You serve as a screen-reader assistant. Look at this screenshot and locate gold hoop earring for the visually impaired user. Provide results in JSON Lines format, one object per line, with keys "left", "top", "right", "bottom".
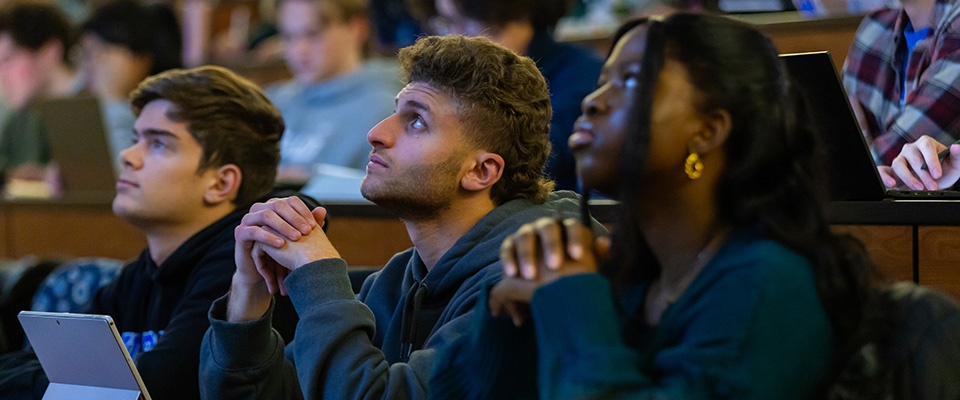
{"left": 684, "top": 152, "right": 704, "bottom": 180}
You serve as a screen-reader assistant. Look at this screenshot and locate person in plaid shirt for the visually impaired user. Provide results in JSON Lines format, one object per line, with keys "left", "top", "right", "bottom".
{"left": 842, "top": 0, "right": 960, "bottom": 167}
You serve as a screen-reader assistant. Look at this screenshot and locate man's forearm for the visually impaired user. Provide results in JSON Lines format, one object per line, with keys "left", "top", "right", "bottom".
{"left": 225, "top": 275, "right": 273, "bottom": 323}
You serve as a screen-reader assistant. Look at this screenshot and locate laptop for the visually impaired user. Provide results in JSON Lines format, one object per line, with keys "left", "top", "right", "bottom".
{"left": 38, "top": 96, "right": 118, "bottom": 201}
{"left": 780, "top": 51, "right": 960, "bottom": 201}
{"left": 18, "top": 311, "right": 151, "bottom": 400}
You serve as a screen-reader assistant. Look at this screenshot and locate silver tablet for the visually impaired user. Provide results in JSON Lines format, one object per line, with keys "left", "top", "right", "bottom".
{"left": 18, "top": 311, "right": 151, "bottom": 400}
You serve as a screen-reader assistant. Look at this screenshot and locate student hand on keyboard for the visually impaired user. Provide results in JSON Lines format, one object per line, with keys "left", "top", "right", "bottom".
{"left": 881, "top": 136, "right": 960, "bottom": 191}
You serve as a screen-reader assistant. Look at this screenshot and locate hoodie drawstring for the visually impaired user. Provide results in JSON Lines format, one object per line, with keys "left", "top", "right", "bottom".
{"left": 400, "top": 280, "right": 428, "bottom": 362}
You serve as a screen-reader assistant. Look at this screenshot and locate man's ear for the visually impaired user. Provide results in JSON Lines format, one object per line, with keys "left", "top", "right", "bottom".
{"left": 461, "top": 152, "right": 504, "bottom": 192}
{"left": 689, "top": 108, "right": 732, "bottom": 155}
{"left": 204, "top": 164, "right": 242, "bottom": 205}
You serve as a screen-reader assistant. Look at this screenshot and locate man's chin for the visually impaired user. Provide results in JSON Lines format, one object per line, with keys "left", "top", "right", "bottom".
{"left": 359, "top": 178, "right": 380, "bottom": 203}
{"left": 111, "top": 196, "right": 139, "bottom": 219}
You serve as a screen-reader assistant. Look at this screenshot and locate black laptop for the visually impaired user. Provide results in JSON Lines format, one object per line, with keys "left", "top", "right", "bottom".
{"left": 780, "top": 51, "right": 960, "bottom": 201}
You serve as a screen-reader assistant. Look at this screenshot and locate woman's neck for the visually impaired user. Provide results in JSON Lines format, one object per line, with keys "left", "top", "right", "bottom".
{"left": 639, "top": 174, "right": 728, "bottom": 325}
{"left": 641, "top": 180, "right": 720, "bottom": 280}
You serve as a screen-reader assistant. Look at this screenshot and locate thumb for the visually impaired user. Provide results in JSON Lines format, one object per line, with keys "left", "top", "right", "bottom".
{"left": 312, "top": 207, "right": 328, "bottom": 229}
{"left": 948, "top": 144, "right": 960, "bottom": 166}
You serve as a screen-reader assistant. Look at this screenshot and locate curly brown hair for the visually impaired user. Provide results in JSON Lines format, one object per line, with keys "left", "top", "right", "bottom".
{"left": 130, "top": 66, "right": 284, "bottom": 206}
{"left": 398, "top": 35, "right": 554, "bottom": 204}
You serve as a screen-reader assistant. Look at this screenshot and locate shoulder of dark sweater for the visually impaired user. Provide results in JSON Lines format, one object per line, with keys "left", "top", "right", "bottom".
{"left": 359, "top": 192, "right": 587, "bottom": 300}
{"left": 419, "top": 191, "right": 588, "bottom": 295}
{"left": 690, "top": 230, "right": 813, "bottom": 294}
{"left": 526, "top": 28, "right": 603, "bottom": 82}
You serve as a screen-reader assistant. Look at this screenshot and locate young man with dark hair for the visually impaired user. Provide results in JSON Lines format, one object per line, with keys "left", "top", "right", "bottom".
{"left": 0, "top": 2, "right": 79, "bottom": 182}
{"left": 0, "top": 66, "right": 298, "bottom": 400}
{"left": 200, "top": 35, "right": 595, "bottom": 399}
{"left": 407, "top": 0, "right": 602, "bottom": 191}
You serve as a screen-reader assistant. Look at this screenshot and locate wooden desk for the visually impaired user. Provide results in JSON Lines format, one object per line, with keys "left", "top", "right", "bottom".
{"left": 828, "top": 201, "right": 960, "bottom": 299}
{"left": 730, "top": 12, "right": 863, "bottom": 69}
{"left": 328, "top": 200, "right": 960, "bottom": 300}
{"left": 0, "top": 199, "right": 145, "bottom": 261}
{"left": 3, "top": 199, "right": 957, "bottom": 300}
{"left": 0, "top": 199, "right": 411, "bottom": 267}
{"left": 559, "top": 11, "right": 863, "bottom": 70}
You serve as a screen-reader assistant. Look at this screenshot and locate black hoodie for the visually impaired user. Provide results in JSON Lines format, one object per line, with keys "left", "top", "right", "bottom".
{"left": 0, "top": 190, "right": 311, "bottom": 400}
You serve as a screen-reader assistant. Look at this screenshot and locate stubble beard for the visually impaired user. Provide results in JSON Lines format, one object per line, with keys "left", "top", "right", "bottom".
{"left": 361, "top": 155, "right": 463, "bottom": 221}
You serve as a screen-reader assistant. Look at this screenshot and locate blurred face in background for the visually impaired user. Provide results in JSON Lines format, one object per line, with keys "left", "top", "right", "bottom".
{"left": 0, "top": 33, "right": 46, "bottom": 110}
{"left": 278, "top": 0, "right": 366, "bottom": 84}
{"left": 431, "top": 0, "right": 532, "bottom": 54}
{"left": 431, "top": 0, "right": 493, "bottom": 37}
{"left": 81, "top": 34, "right": 152, "bottom": 102}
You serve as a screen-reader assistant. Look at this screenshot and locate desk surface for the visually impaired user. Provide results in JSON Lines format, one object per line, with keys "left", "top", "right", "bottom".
{"left": 828, "top": 201, "right": 960, "bottom": 225}
{"left": 327, "top": 199, "right": 960, "bottom": 226}
{"left": 3, "top": 197, "right": 958, "bottom": 298}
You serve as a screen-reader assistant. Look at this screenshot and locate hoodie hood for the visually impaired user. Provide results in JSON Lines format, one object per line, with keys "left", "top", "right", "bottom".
{"left": 360, "top": 190, "right": 596, "bottom": 362}
{"left": 418, "top": 190, "right": 586, "bottom": 298}
{"left": 153, "top": 190, "right": 319, "bottom": 282}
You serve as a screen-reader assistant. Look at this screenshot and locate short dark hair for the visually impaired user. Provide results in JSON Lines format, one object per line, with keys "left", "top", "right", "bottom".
{"left": 407, "top": 0, "right": 573, "bottom": 31}
{"left": 398, "top": 35, "right": 553, "bottom": 204}
{"left": 81, "top": 0, "right": 183, "bottom": 75}
{"left": 130, "top": 66, "right": 284, "bottom": 206}
{"left": 0, "top": 2, "right": 74, "bottom": 64}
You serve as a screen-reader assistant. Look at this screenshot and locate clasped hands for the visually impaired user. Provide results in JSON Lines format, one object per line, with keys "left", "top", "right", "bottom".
{"left": 233, "top": 196, "right": 341, "bottom": 296}
{"left": 491, "top": 217, "right": 609, "bottom": 327}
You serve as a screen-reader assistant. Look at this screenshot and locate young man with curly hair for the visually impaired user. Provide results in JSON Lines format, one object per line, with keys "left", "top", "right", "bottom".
{"left": 199, "top": 35, "right": 595, "bottom": 399}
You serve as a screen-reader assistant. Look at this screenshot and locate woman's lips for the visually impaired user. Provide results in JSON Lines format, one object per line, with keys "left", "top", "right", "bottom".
{"left": 569, "top": 128, "right": 595, "bottom": 152}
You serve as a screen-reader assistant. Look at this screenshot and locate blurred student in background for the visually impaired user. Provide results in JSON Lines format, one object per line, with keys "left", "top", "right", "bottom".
{"left": 80, "top": 0, "right": 183, "bottom": 171}
{"left": 843, "top": 0, "right": 960, "bottom": 167}
{"left": 408, "top": 0, "right": 603, "bottom": 191}
{"left": 369, "top": 0, "right": 422, "bottom": 53}
{"left": 270, "top": 0, "right": 401, "bottom": 191}
{"left": 0, "top": 2, "right": 79, "bottom": 185}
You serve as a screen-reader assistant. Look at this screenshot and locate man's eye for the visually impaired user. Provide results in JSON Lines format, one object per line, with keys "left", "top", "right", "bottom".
{"left": 148, "top": 139, "right": 167, "bottom": 150}
{"left": 411, "top": 116, "right": 425, "bottom": 130}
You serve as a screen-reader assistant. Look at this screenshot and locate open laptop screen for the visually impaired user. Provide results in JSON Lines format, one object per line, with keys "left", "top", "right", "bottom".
{"left": 780, "top": 51, "right": 888, "bottom": 201}
{"left": 18, "top": 311, "right": 151, "bottom": 400}
{"left": 38, "top": 96, "right": 118, "bottom": 201}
